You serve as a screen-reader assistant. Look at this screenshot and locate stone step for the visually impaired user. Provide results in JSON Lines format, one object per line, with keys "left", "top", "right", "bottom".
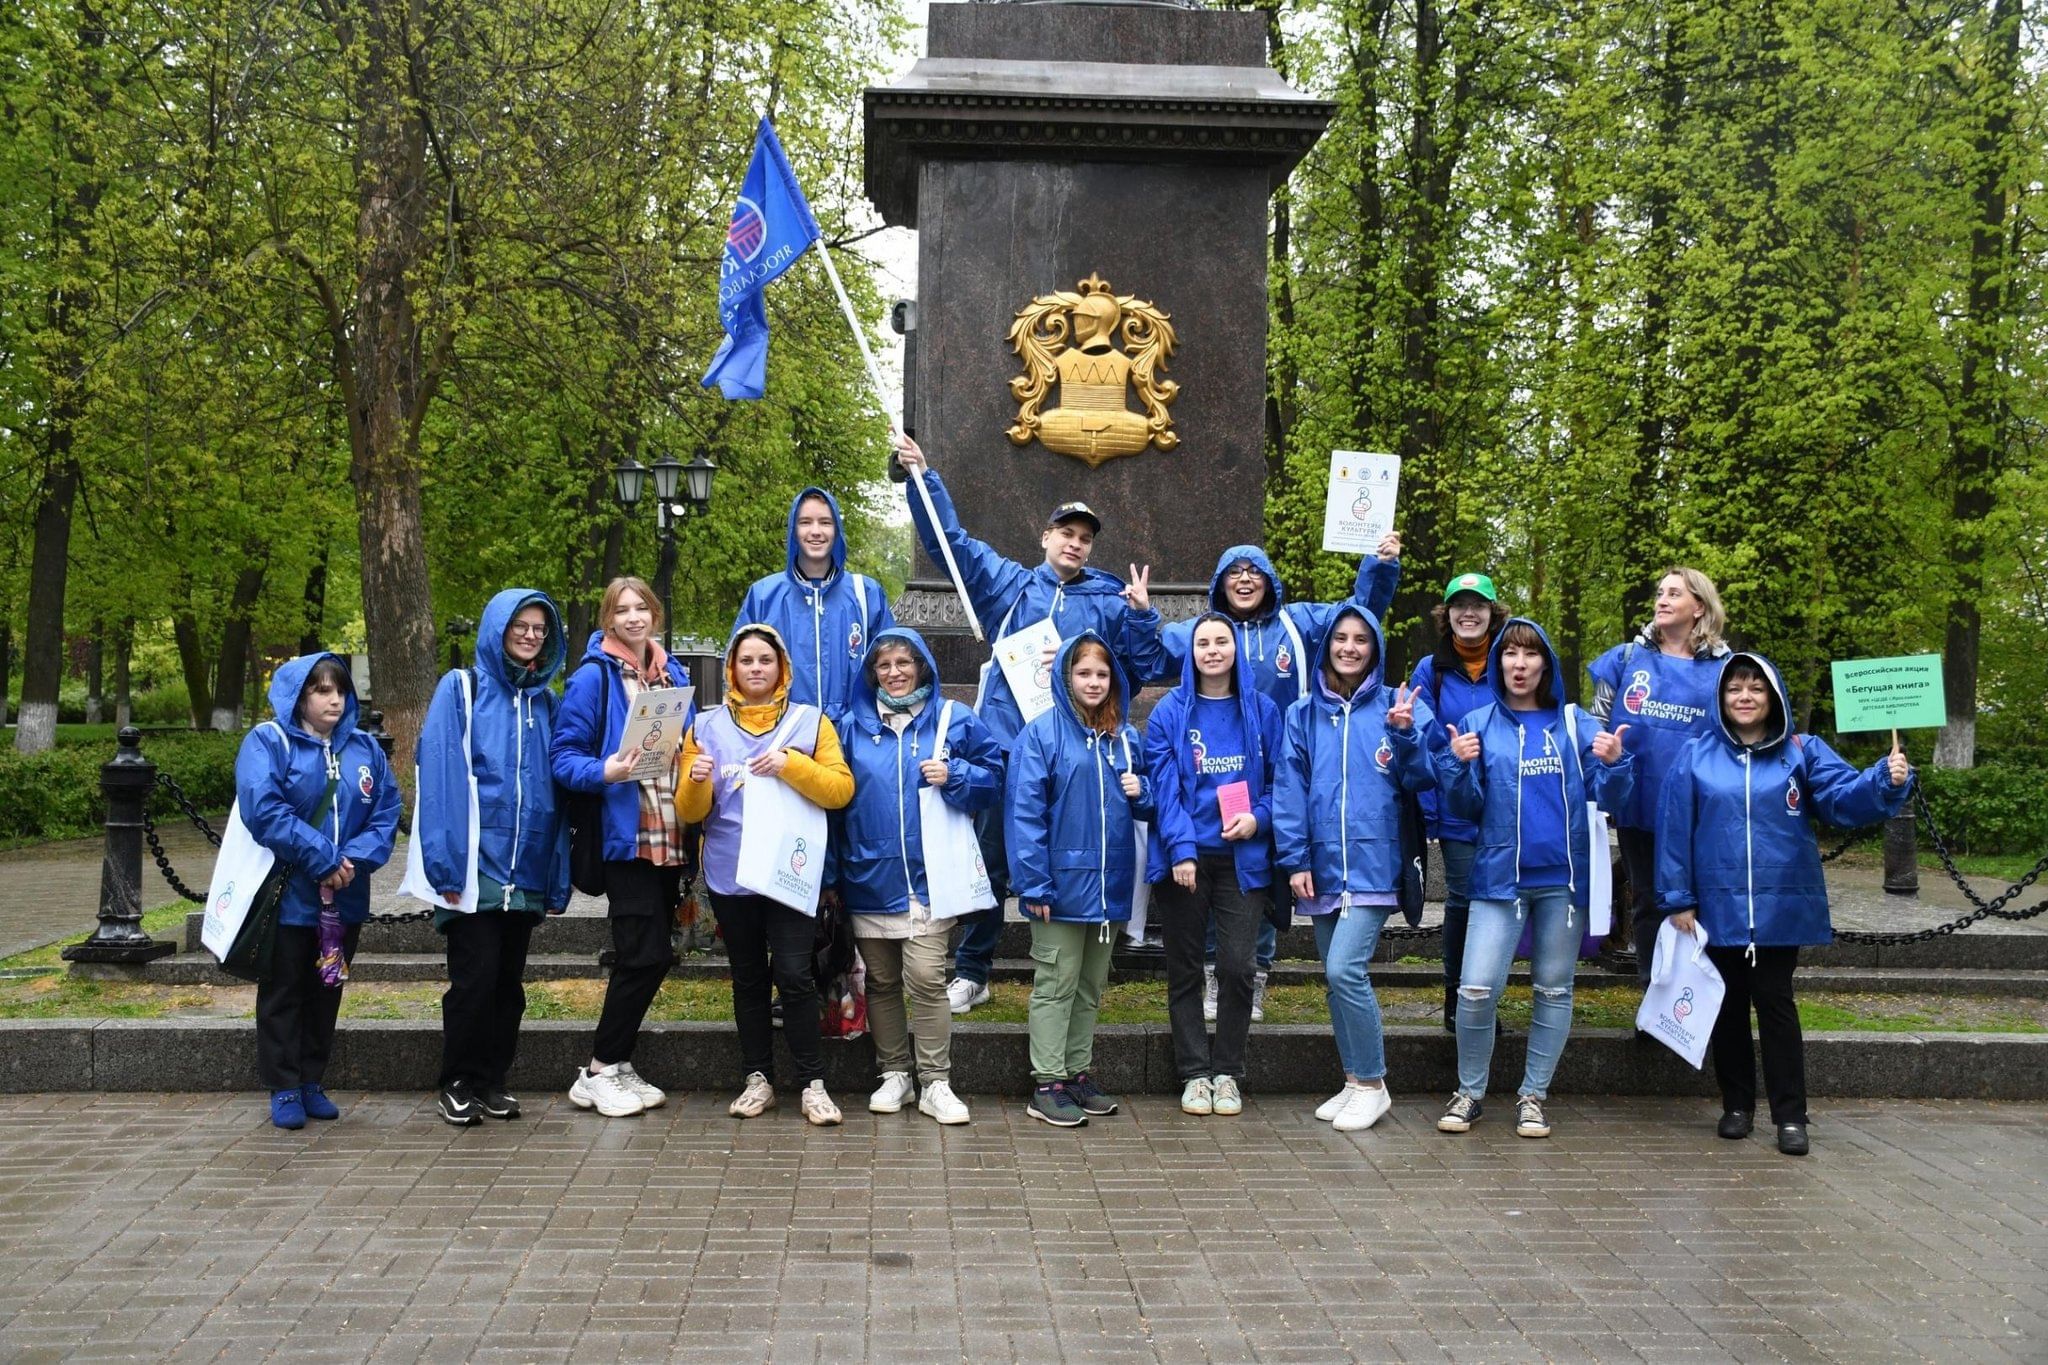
{"left": 176, "top": 910, "right": 2048, "bottom": 970}
{"left": 108, "top": 950, "right": 2048, "bottom": 1002}
{"left": 8, "top": 1015, "right": 2042, "bottom": 1100}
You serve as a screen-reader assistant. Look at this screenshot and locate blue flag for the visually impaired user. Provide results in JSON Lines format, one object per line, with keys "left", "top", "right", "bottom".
{"left": 701, "top": 118, "right": 824, "bottom": 400}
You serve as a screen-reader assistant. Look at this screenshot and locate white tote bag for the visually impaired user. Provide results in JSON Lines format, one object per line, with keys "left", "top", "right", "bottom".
{"left": 1636, "top": 917, "right": 1726, "bottom": 1069}
{"left": 919, "top": 701, "right": 997, "bottom": 918}
{"left": 1111, "top": 733, "right": 1153, "bottom": 943}
{"left": 735, "top": 706, "right": 830, "bottom": 917}
{"left": 397, "top": 669, "right": 481, "bottom": 913}
{"left": 200, "top": 801, "right": 279, "bottom": 963}
{"left": 1563, "top": 705, "right": 1613, "bottom": 939}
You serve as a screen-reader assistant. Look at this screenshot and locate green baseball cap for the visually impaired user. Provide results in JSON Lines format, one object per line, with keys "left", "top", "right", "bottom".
{"left": 1443, "top": 572, "right": 1498, "bottom": 603}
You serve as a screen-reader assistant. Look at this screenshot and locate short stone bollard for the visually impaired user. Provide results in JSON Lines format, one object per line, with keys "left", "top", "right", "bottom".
{"left": 62, "top": 728, "right": 176, "bottom": 965}
{"left": 1882, "top": 813, "right": 1919, "bottom": 896}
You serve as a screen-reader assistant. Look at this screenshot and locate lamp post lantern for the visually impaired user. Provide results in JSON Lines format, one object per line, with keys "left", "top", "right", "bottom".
{"left": 614, "top": 448, "right": 715, "bottom": 653}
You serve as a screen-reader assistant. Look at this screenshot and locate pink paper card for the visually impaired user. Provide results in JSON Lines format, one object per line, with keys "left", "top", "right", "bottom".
{"left": 1217, "top": 781, "right": 1252, "bottom": 826}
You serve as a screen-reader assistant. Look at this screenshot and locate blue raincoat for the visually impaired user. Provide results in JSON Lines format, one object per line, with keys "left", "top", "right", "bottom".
{"left": 1162, "top": 544, "right": 1400, "bottom": 713}
{"left": 733, "top": 486, "right": 895, "bottom": 717}
{"left": 232, "top": 653, "right": 401, "bottom": 927}
{"left": 1655, "top": 652, "right": 1912, "bottom": 949}
{"left": 830, "top": 628, "right": 1006, "bottom": 916}
{"left": 1437, "top": 618, "right": 1634, "bottom": 909}
{"left": 1004, "top": 631, "right": 1155, "bottom": 923}
{"left": 1271, "top": 607, "right": 1439, "bottom": 900}
{"left": 1143, "top": 612, "right": 1285, "bottom": 891}
{"left": 1588, "top": 629, "right": 1728, "bottom": 830}
{"left": 414, "top": 589, "right": 571, "bottom": 911}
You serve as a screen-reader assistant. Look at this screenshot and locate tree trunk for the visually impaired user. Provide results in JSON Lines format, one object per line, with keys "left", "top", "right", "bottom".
{"left": 345, "top": 0, "right": 443, "bottom": 772}
{"left": 85, "top": 627, "right": 104, "bottom": 725}
{"left": 1935, "top": 0, "right": 2023, "bottom": 771}
{"left": 211, "top": 562, "right": 267, "bottom": 731}
{"left": 1623, "top": 14, "right": 1685, "bottom": 632}
{"left": 0, "top": 622, "right": 12, "bottom": 727}
{"left": 171, "top": 611, "right": 214, "bottom": 730}
{"left": 299, "top": 546, "right": 328, "bottom": 655}
{"left": 112, "top": 618, "right": 133, "bottom": 729}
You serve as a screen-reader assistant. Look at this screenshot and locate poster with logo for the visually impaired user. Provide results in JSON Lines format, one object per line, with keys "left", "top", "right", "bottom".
{"left": 618, "top": 686, "right": 694, "bottom": 781}
{"left": 1321, "top": 450, "right": 1401, "bottom": 556}
{"left": 994, "top": 618, "right": 1061, "bottom": 724}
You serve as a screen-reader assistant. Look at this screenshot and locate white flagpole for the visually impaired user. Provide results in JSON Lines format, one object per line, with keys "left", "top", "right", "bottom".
{"left": 811, "top": 240, "right": 985, "bottom": 642}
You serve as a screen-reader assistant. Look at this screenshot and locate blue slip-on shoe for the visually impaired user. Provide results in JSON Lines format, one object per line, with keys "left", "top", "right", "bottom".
{"left": 270, "top": 1089, "right": 307, "bottom": 1130}
{"left": 300, "top": 1083, "right": 340, "bottom": 1121}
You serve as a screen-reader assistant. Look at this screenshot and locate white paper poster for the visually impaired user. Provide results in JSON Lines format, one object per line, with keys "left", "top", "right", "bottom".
{"left": 1321, "top": 450, "right": 1401, "bottom": 555}
{"left": 994, "top": 618, "right": 1061, "bottom": 724}
{"left": 619, "top": 685, "right": 694, "bottom": 780}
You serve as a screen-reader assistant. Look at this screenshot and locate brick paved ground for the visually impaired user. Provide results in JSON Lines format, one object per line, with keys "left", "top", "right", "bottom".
{"left": 0, "top": 1091, "right": 2039, "bottom": 1362}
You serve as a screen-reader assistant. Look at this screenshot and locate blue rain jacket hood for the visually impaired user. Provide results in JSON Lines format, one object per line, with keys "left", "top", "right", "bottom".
{"left": 830, "top": 627, "right": 1005, "bottom": 915}
{"left": 1436, "top": 618, "right": 1634, "bottom": 908}
{"left": 1271, "top": 607, "right": 1440, "bottom": 900}
{"left": 233, "top": 652, "right": 401, "bottom": 927}
{"left": 1162, "top": 543, "right": 1401, "bottom": 712}
{"left": 414, "top": 589, "right": 571, "bottom": 911}
{"left": 903, "top": 468, "right": 1171, "bottom": 747}
{"left": 1003, "top": 631, "right": 1155, "bottom": 923}
{"left": 548, "top": 630, "right": 693, "bottom": 863}
{"left": 1654, "top": 652, "right": 1911, "bottom": 949}
{"left": 1144, "top": 611, "right": 1284, "bottom": 890}
{"left": 732, "top": 485, "right": 895, "bottom": 717}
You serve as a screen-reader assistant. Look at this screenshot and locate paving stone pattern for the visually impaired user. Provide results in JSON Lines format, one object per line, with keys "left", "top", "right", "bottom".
{"left": 0, "top": 1092, "right": 2039, "bottom": 1362}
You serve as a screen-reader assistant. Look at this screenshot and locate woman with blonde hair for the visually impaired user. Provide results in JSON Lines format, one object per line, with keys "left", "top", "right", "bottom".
{"left": 549, "top": 576, "right": 694, "bottom": 1119}
{"left": 1586, "top": 567, "right": 1730, "bottom": 983}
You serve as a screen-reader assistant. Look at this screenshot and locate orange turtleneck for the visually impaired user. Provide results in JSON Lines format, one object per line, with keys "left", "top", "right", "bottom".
{"left": 1452, "top": 633, "right": 1490, "bottom": 682}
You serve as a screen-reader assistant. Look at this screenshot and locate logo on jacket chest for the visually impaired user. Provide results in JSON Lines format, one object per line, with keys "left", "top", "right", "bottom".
{"left": 847, "top": 619, "right": 864, "bottom": 660}
{"left": 1373, "top": 735, "right": 1394, "bottom": 773}
{"left": 1621, "top": 670, "right": 1652, "bottom": 716}
{"left": 1785, "top": 775, "right": 1802, "bottom": 816}
{"left": 356, "top": 765, "right": 375, "bottom": 802}
{"left": 1274, "top": 643, "right": 1293, "bottom": 676}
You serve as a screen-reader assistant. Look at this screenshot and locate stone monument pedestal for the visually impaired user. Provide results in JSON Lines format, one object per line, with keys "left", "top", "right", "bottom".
{"left": 865, "top": 1, "right": 1331, "bottom": 680}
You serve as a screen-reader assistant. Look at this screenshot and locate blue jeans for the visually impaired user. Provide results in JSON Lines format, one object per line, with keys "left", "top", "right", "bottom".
{"left": 1456, "top": 888, "right": 1578, "bottom": 1100}
{"left": 951, "top": 806, "right": 1010, "bottom": 987}
{"left": 1312, "top": 907, "right": 1390, "bottom": 1083}
{"left": 1436, "top": 838, "right": 1477, "bottom": 995}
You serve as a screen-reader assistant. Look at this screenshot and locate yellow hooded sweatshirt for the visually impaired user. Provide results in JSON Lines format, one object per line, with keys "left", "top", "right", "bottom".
{"left": 676, "top": 623, "right": 853, "bottom": 825}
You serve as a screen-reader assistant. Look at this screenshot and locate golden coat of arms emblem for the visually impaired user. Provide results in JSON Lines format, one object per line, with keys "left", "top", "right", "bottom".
{"left": 1006, "top": 274, "right": 1179, "bottom": 466}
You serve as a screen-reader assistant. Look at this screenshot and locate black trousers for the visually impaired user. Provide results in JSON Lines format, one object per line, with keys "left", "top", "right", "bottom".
{"left": 1619, "top": 828, "right": 1660, "bottom": 985}
{"left": 439, "top": 912, "right": 538, "bottom": 1090}
{"left": 1705, "top": 944, "right": 1807, "bottom": 1126}
{"left": 1159, "top": 853, "right": 1265, "bottom": 1081}
{"left": 255, "top": 922, "right": 362, "bottom": 1090}
{"left": 711, "top": 891, "right": 823, "bottom": 1086}
{"left": 591, "top": 859, "right": 680, "bottom": 1065}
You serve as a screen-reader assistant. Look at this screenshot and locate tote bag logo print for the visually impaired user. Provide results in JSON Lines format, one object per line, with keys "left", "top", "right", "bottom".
{"left": 1673, "top": 987, "right": 1694, "bottom": 1021}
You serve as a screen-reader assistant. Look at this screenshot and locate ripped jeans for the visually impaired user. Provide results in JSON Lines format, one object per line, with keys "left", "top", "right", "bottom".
{"left": 1456, "top": 888, "right": 1578, "bottom": 1101}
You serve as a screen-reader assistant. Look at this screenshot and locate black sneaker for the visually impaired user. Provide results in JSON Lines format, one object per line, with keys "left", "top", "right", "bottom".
{"left": 477, "top": 1088, "right": 521, "bottom": 1121}
{"left": 1027, "top": 1083, "right": 1088, "bottom": 1127}
{"left": 1437, "top": 1093, "right": 1482, "bottom": 1133}
{"left": 1065, "top": 1072, "right": 1119, "bottom": 1116}
{"left": 1776, "top": 1122, "right": 1809, "bottom": 1156}
{"left": 437, "top": 1081, "right": 480, "bottom": 1127}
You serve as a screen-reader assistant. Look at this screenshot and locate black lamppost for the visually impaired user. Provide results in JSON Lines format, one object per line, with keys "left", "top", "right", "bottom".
{"left": 445, "top": 616, "right": 475, "bottom": 672}
{"left": 614, "top": 449, "right": 715, "bottom": 652}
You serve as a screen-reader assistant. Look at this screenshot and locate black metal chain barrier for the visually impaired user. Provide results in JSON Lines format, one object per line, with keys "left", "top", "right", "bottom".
{"left": 1834, "top": 784, "right": 2048, "bottom": 946}
{"left": 141, "top": 771, "right": 435, "bottom": 924}
{"left": 1817, "top": 825, "right": 1875, "bottom": 864}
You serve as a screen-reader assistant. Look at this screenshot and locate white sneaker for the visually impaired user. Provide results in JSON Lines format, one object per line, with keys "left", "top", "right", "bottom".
{"left": 1181, "top": 1077, "right": 1214, "bottom": 1115}
{"left": 569, "top": 1064, "right": 645, "bottom": 1118}
{"left": 1250, "top": 970, "right": 1269, "bottom": 1023}
{"left": 729, "top": 1071, "right": 776, "bottom": 1118}
{"left": 801, "top": 1079, "right": 843, "bottom": 1126}
{"left": 1332, "top": 1084, "right": 1393, "bottom": 1132}
{"left": 869, "top": 1071, "right": 916, "bottom": 1114}
{"left": 917, "top": 1079, "right": 971, "bottom": 1125}
{"left": 614, "top": 1062, "right": 666, "bottom": 1109}
{"left": 946, "top": 977, "right": 990, "bottom": 1014}
{"left": 1314, "top": 1087, "right": 1352, "bottom": 1122}
{"left": 1211, "top": 1075, "right": 1243, "bottom": 1116}
{"left": 1202, "top": 966, "right": 1218, "bottom": 1023}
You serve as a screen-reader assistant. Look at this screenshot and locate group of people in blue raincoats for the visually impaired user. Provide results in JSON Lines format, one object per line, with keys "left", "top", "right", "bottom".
{"left": 231, "top": 433, "right": 1911, "bottom": 1156}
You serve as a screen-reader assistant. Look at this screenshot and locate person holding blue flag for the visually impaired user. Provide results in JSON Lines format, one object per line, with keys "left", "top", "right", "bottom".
{"left": 701, "top": 118, "right": 823, "bottom": 401}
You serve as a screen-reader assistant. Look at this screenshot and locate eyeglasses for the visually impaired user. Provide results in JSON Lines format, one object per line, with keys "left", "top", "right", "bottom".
{"left": 1224, "top": 565, "right": 1264, "bottom": 581}
{"left": 506, "top": 623, "right": 548, "bottom": 638}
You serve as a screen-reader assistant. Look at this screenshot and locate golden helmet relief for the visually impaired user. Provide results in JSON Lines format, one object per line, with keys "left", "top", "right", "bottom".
{"left": 1006, "top": 274, "right": 1179, "bottom": 467}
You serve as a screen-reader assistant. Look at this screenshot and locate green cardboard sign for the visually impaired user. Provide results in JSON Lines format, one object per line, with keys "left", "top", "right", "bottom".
{"left": 1830, "top": 654, "right": 1946, "bottom": 732}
